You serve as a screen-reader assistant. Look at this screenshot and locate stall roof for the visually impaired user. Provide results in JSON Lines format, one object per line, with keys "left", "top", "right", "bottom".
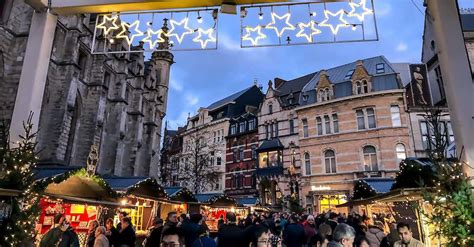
{"left": 337, "top": 188, "right": 424, "bottom": 208}
{"left": 104, "top": 177, "right": 167, "bottom": 200}
{"left": 236, "top": 197, "right": 258, "bottom": 206}
{"left": 196, "top": 193, "right": 223, "bottom": 203}
{"left": 104, "top": 176, "right": 149, "bottom": 191}
{"left": 164, "top": 187, "right": 198, "bottom": 202}
{"left": 165, "top": 187, "right": 183, "bottom": 197}
{"left": 34, "top": 165, "right": 82, "bottom": 180}
{"left": 363, "top": 178, "right": 394, "bottom": 193}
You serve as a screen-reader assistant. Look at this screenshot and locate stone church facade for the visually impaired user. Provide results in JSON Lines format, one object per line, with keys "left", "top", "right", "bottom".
{"left": 0, "top": 0, "right": 173, "bottom": 177}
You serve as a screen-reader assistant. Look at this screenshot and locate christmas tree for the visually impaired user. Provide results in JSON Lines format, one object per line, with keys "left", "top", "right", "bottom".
{"left": 0, "top": 114, "right": 42, "bottom": 246}
{"left": 352, "top": 180, "right": 376, "bottom": 200}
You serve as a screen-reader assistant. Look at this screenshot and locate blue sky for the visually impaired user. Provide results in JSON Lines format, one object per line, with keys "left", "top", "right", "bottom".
{"left": 161, "top": 0, "right": 426, "bottom": 130}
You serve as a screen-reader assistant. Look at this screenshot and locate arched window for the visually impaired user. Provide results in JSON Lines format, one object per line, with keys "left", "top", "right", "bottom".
{"left": 356, "top": 81, "right": 362, "bottom": 94}
{"left": 325, "top": 88, "right": 330, "bottom": 100}
{"left": 304, "top": 153, "right": 311, "bottom": 176}
{"left": 362, "top": 80, "right": 369, "bottom": 93}
{"left": 396, "top": 144, "right": 407, "bottom": 164}
{"left": 324, "top": 150, "right": 336, "bottom": 173}
{"left": 363, "top": 146, "right": 378, "bottom": 171}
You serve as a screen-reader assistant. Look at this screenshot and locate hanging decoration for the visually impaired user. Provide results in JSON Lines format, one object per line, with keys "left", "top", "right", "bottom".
{"left": 240, "top": 0, "right": 378, "bottom": 48}
{"left": 92, "top": 8, "right": 219, "bottom": 54}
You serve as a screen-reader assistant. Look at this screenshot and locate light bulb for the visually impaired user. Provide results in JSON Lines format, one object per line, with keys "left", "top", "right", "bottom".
{"left": 310, "top": 12, "right": 316, "bottom": 17}
{"left": 197, "top": 16, "right": 203, "bottom": 23}
{"left": 258, "top": 12, "right": 264, "bottom": 20}
{"left": 109, "top": 38, "right": 115, "bottom": 44}
{"left": 352, "top": 25, "right": 357, "bottom": 31}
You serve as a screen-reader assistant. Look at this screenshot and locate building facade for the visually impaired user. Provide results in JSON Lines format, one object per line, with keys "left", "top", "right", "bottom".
{"left": 0, "top": 0, "right": 172, "bottom": 177}
{"left": 295, "top": 57, "right": 412, "bottom": 213}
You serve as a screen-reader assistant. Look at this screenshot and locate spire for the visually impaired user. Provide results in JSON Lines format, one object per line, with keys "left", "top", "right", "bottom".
{"left": 158, "top": 18, "right": 171, "bottom": 50}
{"left": 268, "top": 80, "right": 273, "bottom": 89}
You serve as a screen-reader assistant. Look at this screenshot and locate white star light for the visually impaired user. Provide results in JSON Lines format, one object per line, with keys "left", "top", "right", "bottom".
{"left": 192, "top": 28, "right": 216, "bottom": 49}
{"left": 142, "top": 28, "right": 165, "bottom": 49}
{"left": 265, "top": 12, "right": 295, "bottom": 37}
{"left": 295, "top": 21, "right": 321, "bottom": 42}
{"left": 167, "top": 18, "right": 194, "bottom": 44}
{"left": 348, "top": 0, "right": 373, "bottom": 22}
{"left": 116, "top": 20, "right": 144, "bottom": 45}
{"left": 242, "top": 25, "right": 267, "bottom": 46}
{"left": 96, "top": 15, "right": 120, "bottom": 36}
{"left": 319, "top": 9, "right": 350, "bottom": 35}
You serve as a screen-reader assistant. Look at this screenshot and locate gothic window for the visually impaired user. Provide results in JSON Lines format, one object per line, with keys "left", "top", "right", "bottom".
{"left": 396, "top": 144, "right": 406, "bottom": 164}
{"left": 324, "top": 150, "right": 336, "bottom": 174}
{"left": 363, "top": 146, "right": 378, "bottom": 171}
{"left": 268, "top": 104, "right": 273, "bottom": 114}
{"left": 304, "top": 152, "right": 311, "bottom": 175}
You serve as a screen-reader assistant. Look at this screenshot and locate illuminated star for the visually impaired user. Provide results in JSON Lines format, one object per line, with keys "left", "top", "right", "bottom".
{"left": 295, "top": 21, "right": 321, "bottom": 42}
{"left": 116, "top": 20, "right": 144, "bottom": 45}
{"left": 319, "top": 9, "right": 350, "bottom": 35}
{"left": 142, "top": 28, "right": 165, "bottom": 49}
{"left": 348, "top": 0, "right": 373, "bottom": 22}
{"left": 242, "top": 25, "right": 267, "bottom": 46}
{"left": 96, "top": 15, "right": 120, "bottom": 36}
{"left": 192, "top": 28, "right": 216, "bottom": 49}
{"left": 167, "top": 17, "right": 194, "bottom": 44}
{"left": 265, "top": 12, "right": 295, "bottom": 37}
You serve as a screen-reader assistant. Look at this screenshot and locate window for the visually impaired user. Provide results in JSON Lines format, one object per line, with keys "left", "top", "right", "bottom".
{"left": 420, "top": 121, "right": 454, "bottom": 150}
{"left": 289, "top": 119, "right": 295, "bottom": 134}
{"left": 270, "top": 124, "right": 274, "bottom": 139}
{"left": 376, "top": 63, "right": 385, "bottom": 74}
{"left": 362, "top": 80, "right": 369, "bottom": 93}
{"left": 367, "top": 108, "right": 376, "bottom": 129}
{"left": 103, "top": 71, "right": 111, "bottom": 88}
{"left": 420, "top": 121, "right": 430, "bottom": 150}
{"left": 239, "top": 147, "right": 245, "bottom": 161}
{"left": 356, "top": 81, "right": 362, "bottom": 95}
{"left": 434, "top": 66, "right": 445, "bottom": 100}
{"left": 274, "top": 122, "right": 278, "bottom": 138}
{"left": 304, "top": 153, "right": 311, "bottom": 175}
{"left": 265, "top": 125, "right": 269, "bottom": 139}
{"left": 363, "top": 146, "right": 378, "bottom": 171}
{"left": 239, "top": 122, "right": 246, "bottom": 133}
{"left": 396, "top": 144, "right": 406, "bottom": 164}
{"left": 324, "top": 150, "right": 337, "bottom": 173}
{"left": 213, "top": 132, "right": 216, "bottom": 143}
{"left": 248, "top": 119, "right": 255, "bottom": 131}
{"left": 332, "top": 114, "right": 339, "bottom": 133}
{"left": 217, "top": 156, "right": 222, "bottom": 166}
{"left": 356, "top": 110, "right": 366, "bottom": 130}
{"left": 251, "top": 144, "right": 257, "bottom": 160}
{"left": 447, "top": 122, "right": 454, "bottom": 144}
{"left": 210, "top": 151, "right": 215, "bottom": 166}
{"left": 303, "top": 95, "right": 309, "bottom": 101}
{"left": 268, "top": 104, "right": 273, "bottom": 114}
{"left": 390, "top": 106, "right": 401, "bottom": 127}
{"left": 233, "top": 149, "right": 238, "bottom": 162}
{"left": 302, "top": 119, "right": 308, "bottom": 137}
{"left": 344, "top": 69, "right": 355, "bottom": 80}
{"left": 324, "top": 115, "right": 331, "bottom": 134}
{"left": 217, "top": 111, "right": 224, "bottom": 119}
{"left": 316, "top": 117, "right": 323, "bottom": 135}
{"left": 230, "top": 124, "right": 237, "bottom": 135}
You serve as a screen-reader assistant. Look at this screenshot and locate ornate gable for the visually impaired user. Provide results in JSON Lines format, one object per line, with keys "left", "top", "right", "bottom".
{"left": 316, "top": 70, "right": 334, "bottom": 102}
{"left": 351, "top": 60, "right": 373, "bottom": 95}
{"left": 352, "top": 60, "right": 372, "bottom": 81}
{"left": 317, "top": 70, "right": 333, "bottom": 89}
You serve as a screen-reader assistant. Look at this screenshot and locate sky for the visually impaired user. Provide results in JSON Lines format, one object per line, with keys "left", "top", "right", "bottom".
{"left": 161, "top": 0, "right": 427, "bottom": 130}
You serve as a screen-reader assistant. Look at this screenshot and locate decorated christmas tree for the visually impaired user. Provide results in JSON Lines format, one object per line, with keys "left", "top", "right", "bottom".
{"left": 352, "top": 180, "right": 377, "bottom": 200}
{"left": 0, "top": 114, "right": 42, "bottom": 246}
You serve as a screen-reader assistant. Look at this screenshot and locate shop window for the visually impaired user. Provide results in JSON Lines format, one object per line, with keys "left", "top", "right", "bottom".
{"left": 396, "top": 144, "right": 406, "bottom": 164}
{"left": 324, "top": 150, "right": 336, "bottom": 174}
{"left": 318, "top": 195, "right": 347, "bottom": 213}
{"left": 363, "top": 145, "right": 378, "bottom": 171}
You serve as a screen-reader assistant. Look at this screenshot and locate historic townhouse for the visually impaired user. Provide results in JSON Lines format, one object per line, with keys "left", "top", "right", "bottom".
{"left": 160, "top": 125, "right": 185, "bottom": 186}
{"left": 257, "top": 74, "right": 314, "bottom": 209}
{"left": 295, "top": 56, "right": 412, "bottom": 214}
{"left": 225, "top": 112, "right": 260, "bottom": 199}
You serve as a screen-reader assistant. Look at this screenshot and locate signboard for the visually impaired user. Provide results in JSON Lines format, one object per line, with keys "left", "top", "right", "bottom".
{"left": 407, "top": 64, "right": 432, "bottom": 108}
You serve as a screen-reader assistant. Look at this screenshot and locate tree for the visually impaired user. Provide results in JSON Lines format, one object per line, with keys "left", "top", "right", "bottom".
{"left": 178, "top": 129, "right": 219, "bottom": 194}
{"left": 352, "top": 180, "right": 377, "bottom": 200}
{"left": 0, "top": 114, "right": 42, "bottom": 246}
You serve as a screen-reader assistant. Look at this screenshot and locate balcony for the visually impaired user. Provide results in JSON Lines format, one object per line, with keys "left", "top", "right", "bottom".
{"left": 256, "top": 165, "right": 284, "bottom": 177}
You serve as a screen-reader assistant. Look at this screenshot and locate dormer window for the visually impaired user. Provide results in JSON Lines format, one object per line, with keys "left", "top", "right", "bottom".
{"left": 355, "top": 80, "right": 369, "bottom": 94}
{"left": 318, "top": 88, "right": 332, "bottom": 102}
{"left": 302, "top": 95, "right": 309, "bottom": 101}
{"left": 376, "top": 63, "right": 385, "bottom": 74}
{"left": 344, "top": 69, "right": 355, "bottom": 80}
{"left": 288, "top": 98, "right": 293, "bottom": 104}
{"left": 268, "top": 104, "right": 273, "bottom": 114}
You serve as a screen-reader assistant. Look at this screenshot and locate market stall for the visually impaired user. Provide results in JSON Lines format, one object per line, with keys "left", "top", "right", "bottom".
{"left": 198, "top": 194, "right": 249, "bottom": 232}
{"left": 162, "top": 187, "right": 198, "bottom": 219}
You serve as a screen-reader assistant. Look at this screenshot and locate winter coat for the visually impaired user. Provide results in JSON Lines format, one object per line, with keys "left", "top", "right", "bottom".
{"left": 58, "top": 227, "right": 80, "bottom": 247}
{"left": 365, "top": 226, "right": 386, "bottom": 247}
{"left": 393, "top": 238, "right": 425, "bottom": 247}
{"left": 217, "top": 223, "right": 244, "bottom": 247}
{"left": 326, "top": 220, "right": 338, "bottom": 233}
{"left": 144, "top": 225, "right": 163, "bottom": 247}
{"left": 86, "top": 229, "right": 97, "bottom": 247}
{"left": 94, "top": 234, "right": 109, "bottom": 247}
{"left": 181, "top": 221, "right": 203, "bottom": 247}
{"left": 282, "top": 223, "right": 306, "bottom": 247}
{"left": 106, "top": 227, "right": 119, "bottom": 247}
{"left": 192, "top": 236, "right": 217, "bottom": 247}
{"left": 40, "top": 226, "right": 62, "bottom": 247}
{"left": 302, "top": 221, "right": 317, "bottom": 244}
{"left": 117, "top": 225, "right": 136, "bottom": 247}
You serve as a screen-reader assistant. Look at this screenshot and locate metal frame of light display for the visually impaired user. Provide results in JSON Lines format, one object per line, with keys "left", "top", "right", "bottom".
{"left": 92, "top": 8, "right": 219, "bottom": 54}
{"left": 240, "top": 0, "right": 378, "bottom": 48}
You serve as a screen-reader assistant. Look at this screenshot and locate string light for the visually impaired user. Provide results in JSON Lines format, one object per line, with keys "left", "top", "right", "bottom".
{"left": 142, "top": 28, "right": 165, "bottom": 49}
{"left": 319, "top": 9, "right": 350, "bottom": 35}
{"left": 295, "top": 21, "right": 321, "bottom": 42}
{"left": 265, "top": 12, "right": 295, "bottom": 37}
{"left": 192, "top": 28, "right": 216, "bottom": 49}
{"left": 197, "top": 11, "right": 203, "bottom": 23}
{"left": 242, "top": 25, "right": 267, "bottom": 46}
{"left": 167, "top": 17, "right": 194, "bottom": 44}
{"left": 348, "top": 0, "right": 373, "bottom": 22}
{"left": 96, "top": 15, "right": 120, "bottom": 36}
{"left": 116, "top": 20, "right": 144, "bottom": 45}
{"left": 258, "top": 7, "right": 264, "bottom": 20}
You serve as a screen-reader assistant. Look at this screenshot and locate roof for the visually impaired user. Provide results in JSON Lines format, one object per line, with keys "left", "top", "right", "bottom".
{"left": 363, "top": 178, "right": 395, "bottom": 193}
{"left": 276, "top": 72, "right": 317, "bottom": 107}
{"left": 257, "top": 139, "right": 284, "bottom": 152}
{"left": 236, "top": 197, "right": 258, "bottom": 206}
{"left": 195, "top": 193, "right": 223, "bottom": 203}
{"left": 461, "top": 14, "right": 474, "bottom": 32}
{"left": 34, "top": 165, "right": 81, "bottom": 180}
{"left": 165, "top": 187, "right": 184, "bottom": 197}
{"left": 206, "top": 85, "right": 255, "bottom": 110}
{"left": 104, "top": 177, "right": 149, "bottom": 191}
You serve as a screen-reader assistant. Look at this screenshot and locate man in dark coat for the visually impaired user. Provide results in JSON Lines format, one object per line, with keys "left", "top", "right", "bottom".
{"left": 181, "top": 213, "right": 204, "bottom": 247}
{"left": 144, "top": 217, "right": 163, "bottom": 247}
{"left": 326, "top": 212, "right": 339, "bottom": 233}
{"left": 117, "top": 217, "right": 136, "bottom": 247}
{"left": 162, "top": 211, "right": 178, "bottom": 237}
{"left": 282, "top": 214, "right": 305, "bottom": 247}
{"left": 217, "top": 212, "right": 244, "bottom": 247}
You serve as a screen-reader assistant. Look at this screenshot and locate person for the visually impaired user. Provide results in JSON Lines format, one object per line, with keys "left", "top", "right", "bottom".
{"left": 302, "top": 215, "right": 317, "bottom": 245}
{"left": 181, "top": 213, "right": 203, "bottom": 247}
{"left": 380, "top": 222, "right": 401, "bottom": 247}
{"left": 105, "top": 218, "right": 119, "bottom": 247}
{"left": 163, "top": 212, "right": 178, "bottom": 236}
{"left": 217, "top": 212, "right": 244, "bottom": 247}
{"left": 327, "top": 223, "right": 356, "bottom": 247}
{"left": 116, "top": 211, "right": 128, "bottom": 231}
{"left": 94, "top": 226, "right": 110, "bottom": 247}
{"left": 354, "top": 237, "right": 370, "bottom": 247}
{"left": 40, "top": 214, "right": 65, "bottom": 247}
{"left": 144, "top": 217, "right": 164, "bottom": 247}
{"left": 282, "top": 214, "right": 305, "bottom": 247}
{"left": 161, "top": 226, "right": 184, "bottom": 247}
{"left": 393, "top": 222, "right": 424, "bottom": 247}
{"left": 309, "top": 233, "right": 329, "bottom": 247}
{"left": 192, "top": 225, "right": 217, "bottom": 247}
{"left": 318, "top": 222, "right": 333, "bottom": 241}
{"left": 326, "top": 213, "right": 339, "bottom": 233}
{"left": 178, "top": 213, "right": 188, "bottom": 227}
{"left": 245, "top": 224, "right": 274, "bottom": 247}
{"left": 86, "top": 220, "right": 99, "bottom": 247}
{"left": 117, "top": 217, "right": 136, "bottom": 247}
{"left": 365, "top": 220, "right": 385, "bottom": 247}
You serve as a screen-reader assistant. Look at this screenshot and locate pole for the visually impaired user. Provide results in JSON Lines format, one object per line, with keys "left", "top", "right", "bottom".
{"left": 426, "top": 0, "right": 474, "bottom": 178}
{"left": 9, "top": 10, "right": 57, "bottom": 144}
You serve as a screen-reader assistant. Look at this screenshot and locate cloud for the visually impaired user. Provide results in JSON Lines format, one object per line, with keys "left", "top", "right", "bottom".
{"left": 185, "top": 93, "right": 199, "bottom": 106}
{"left": 169, "top": 78, "right": 183, "bottom": 92}
{"left": 375, "top": 1, "right": 392, "bottom": 17}
{"left": 219, "top": 32, "right": 241, "bottom": 51}
{"left": 167, "top": 111, "right": 190, "bottom": 128}
{"left": 396, "top": 42, "right": 408, "bottom": 52}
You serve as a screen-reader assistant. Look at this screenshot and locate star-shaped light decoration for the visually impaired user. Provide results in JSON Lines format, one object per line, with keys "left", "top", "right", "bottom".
{"left": 167, "top": 17, "right": 194, "bottom": 44}
{"left": 142, "top": 28, "right": 165, "bottom": 49}
{"left": 96, "top": 15, "right": 120, "bottom": 36}
{"left": 242, "top": 25, "right": 267, "bottom": 46}
{"left": 295, "top": 21, "right": 321, "bottom": 42}
{"left": 319, "top": 9, "right": 350, "bottom": 35}
{"left": 116, "top": 20, "right": 144, "bottom": 45}
{"left": 348, "top": 0, "right": 373, "bottom": 22}
{"left": 192, "top": 28, "right": 216, "bottom": 49}
{"left": 265, "top": 12, "right": 295, "bottom": 37}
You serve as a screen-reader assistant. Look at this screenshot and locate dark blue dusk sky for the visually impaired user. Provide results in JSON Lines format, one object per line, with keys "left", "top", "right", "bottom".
{"left": 161, "top": 0, "right": 427, "bottom": 130}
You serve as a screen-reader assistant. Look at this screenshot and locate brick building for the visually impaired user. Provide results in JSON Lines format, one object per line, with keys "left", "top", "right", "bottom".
{"left": 0, "top": 0, "right": 172, "bottom": 177}
{"left": 295, "top": 56, "right": 412, "bottom": 213}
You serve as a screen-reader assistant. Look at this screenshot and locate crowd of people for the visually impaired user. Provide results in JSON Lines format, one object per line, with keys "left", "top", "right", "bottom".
{"left": 39, "top": 210, "right": 425, "bottom": 247}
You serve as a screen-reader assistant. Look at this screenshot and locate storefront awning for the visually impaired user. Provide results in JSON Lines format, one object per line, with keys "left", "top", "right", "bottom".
{"left": 337, "top": 188, "right": 424, "bottom": 208}
{"left": 257, "top": 139, "right": 284, "bottom": 152}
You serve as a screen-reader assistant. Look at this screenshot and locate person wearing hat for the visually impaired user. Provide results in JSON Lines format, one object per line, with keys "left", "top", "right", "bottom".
{"left": 365, "top": 220, "right": 386, "bottom": 247}
{"left": 144, "top": 216, "right": 163, "bottom": 247}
